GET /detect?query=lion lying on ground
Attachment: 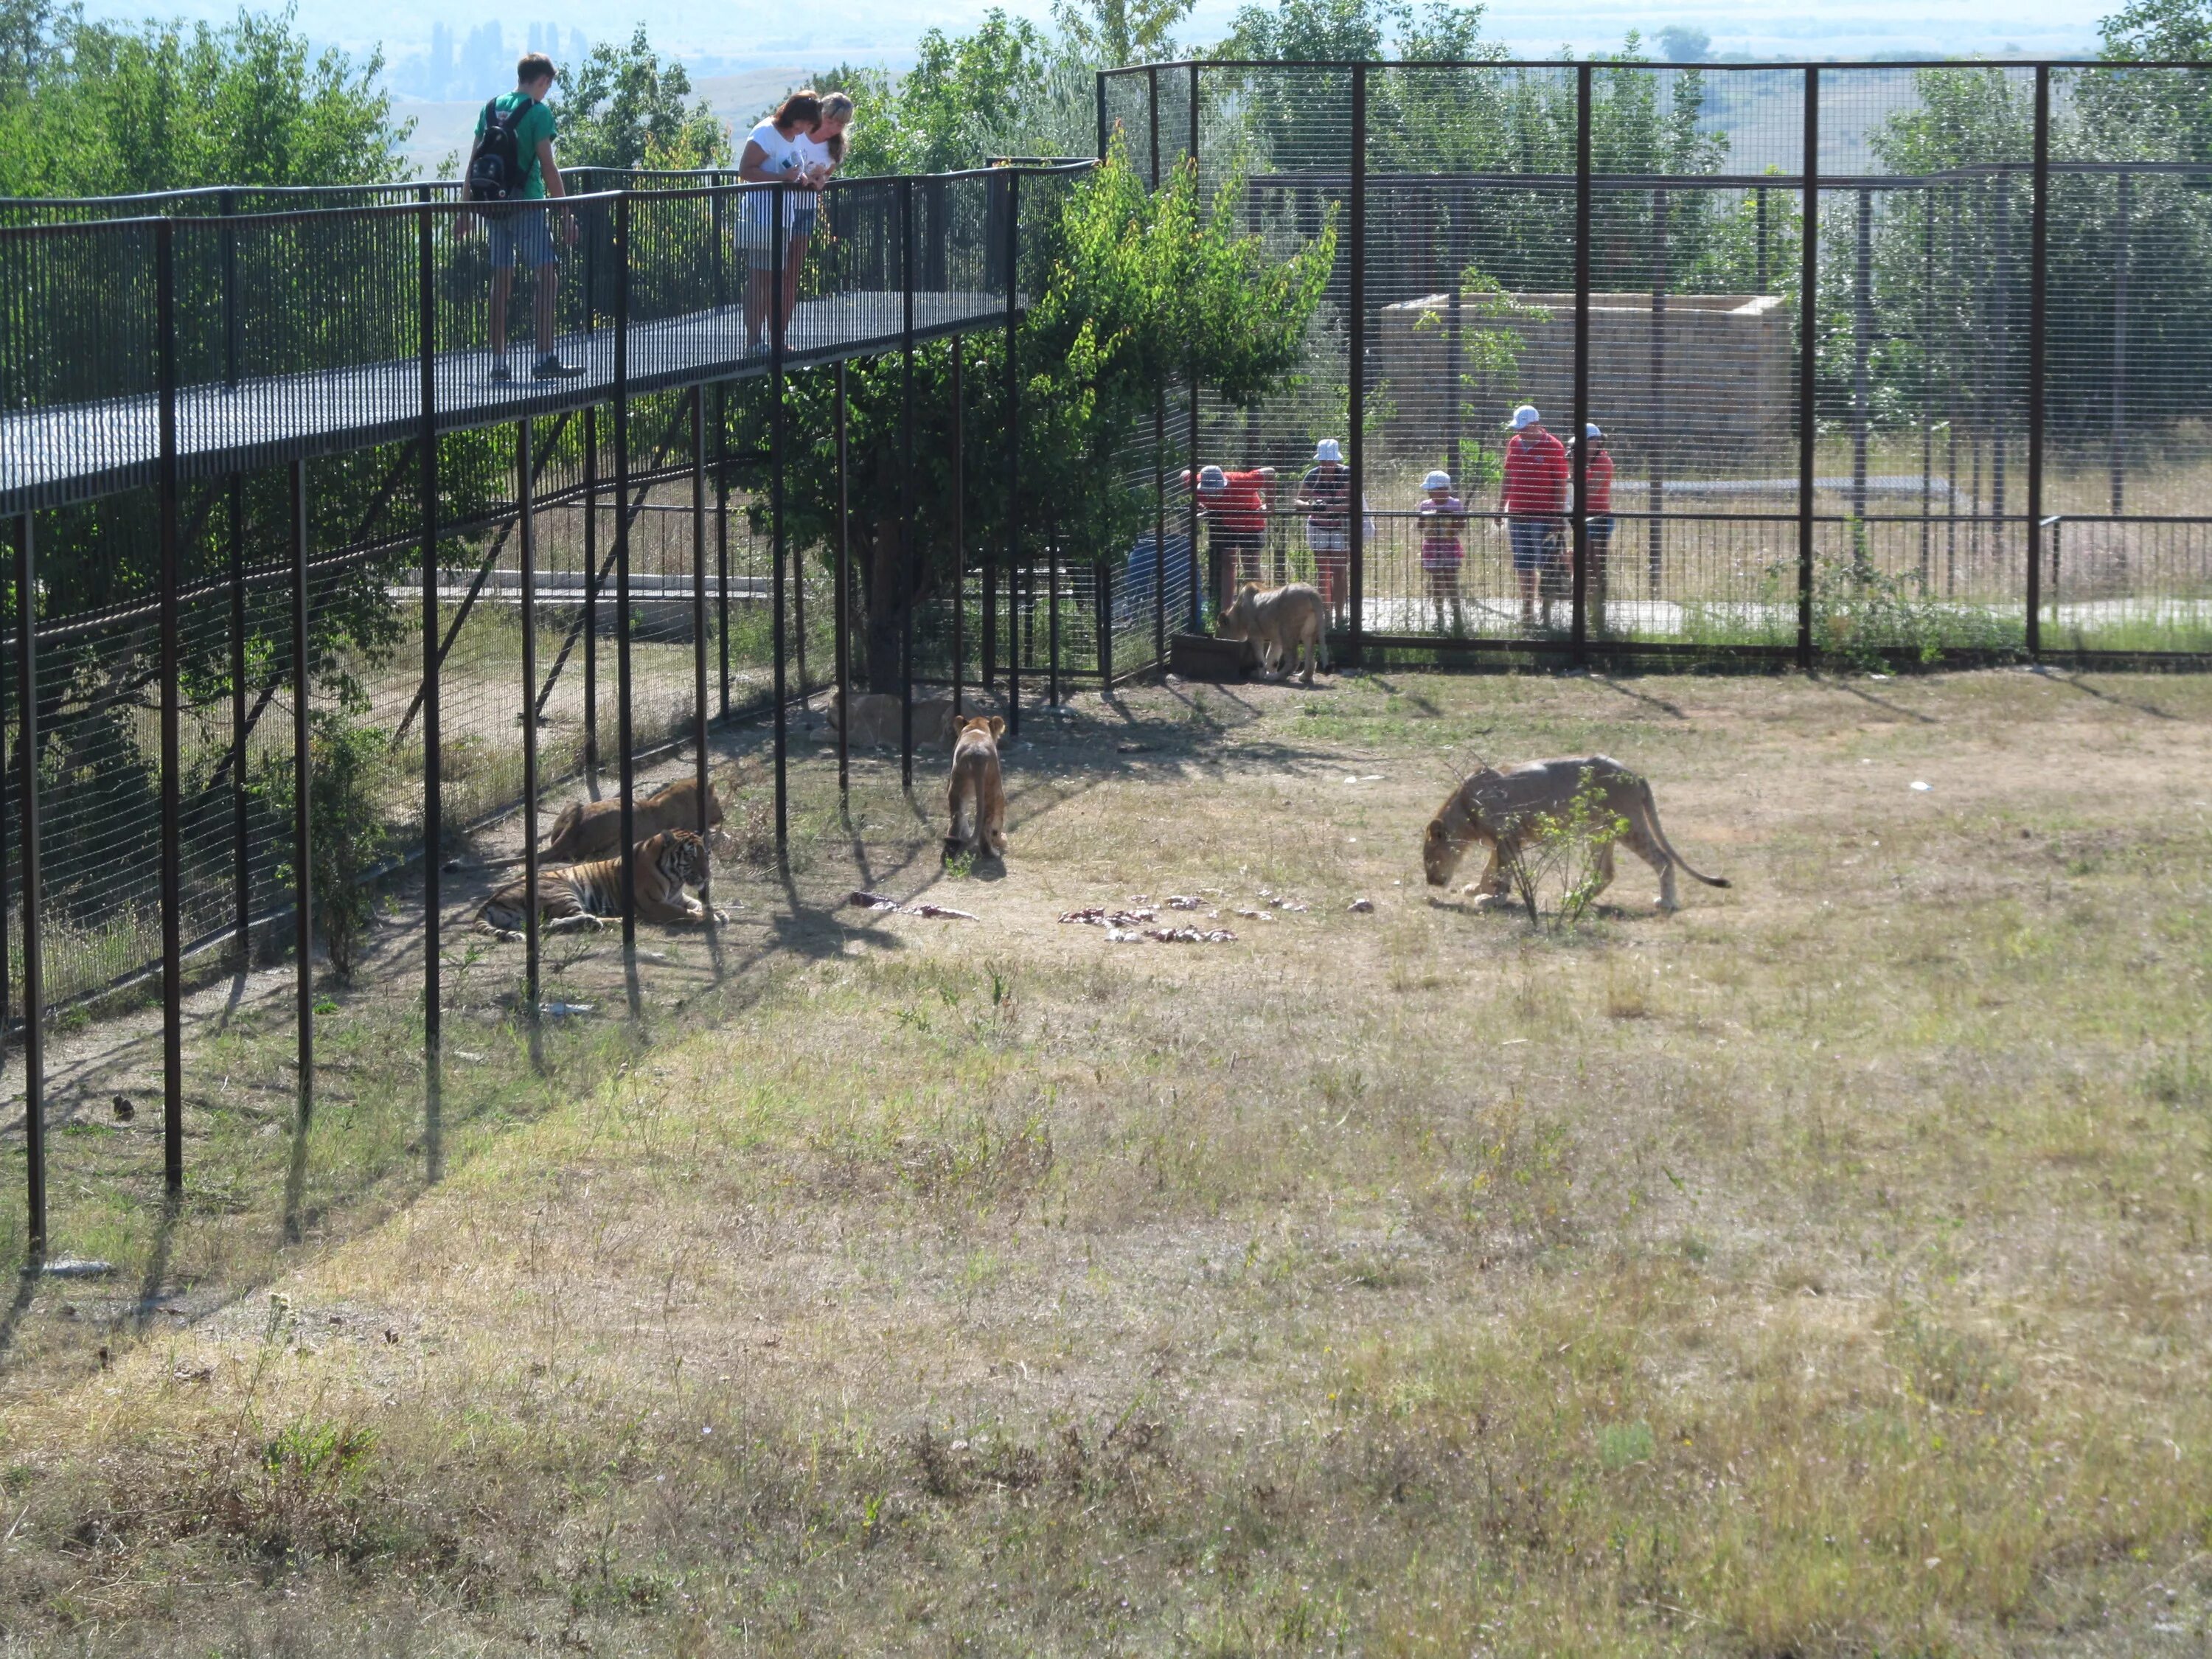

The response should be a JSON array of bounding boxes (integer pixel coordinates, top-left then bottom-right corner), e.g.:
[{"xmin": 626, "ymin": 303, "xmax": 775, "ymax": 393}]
[
  {"xmin": 828, "ymin": 689, "xmax": 975, "ymax": 749},
  {"xmin": 1218, "ymin": 582, "xmax": 1329, "ymax": 685},
  {"xmin": 1422, "ymin": 755, "xmax": 1730, "ymax": 913},
  {"xmin": 944, "ymin": 715, "xmax": 1007, "ymax": 862}
]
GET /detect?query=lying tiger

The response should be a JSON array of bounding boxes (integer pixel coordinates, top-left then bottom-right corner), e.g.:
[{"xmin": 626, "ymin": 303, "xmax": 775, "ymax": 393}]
[{"xmin": 475, "ymin": 830, "xmax": 724, "ymax": 941}]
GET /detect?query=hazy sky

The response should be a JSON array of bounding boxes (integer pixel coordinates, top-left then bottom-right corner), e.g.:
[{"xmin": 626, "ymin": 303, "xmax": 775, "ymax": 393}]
[{"xmin": 76, "ymin": 0, "xmax": 2105, "ymax": 77}]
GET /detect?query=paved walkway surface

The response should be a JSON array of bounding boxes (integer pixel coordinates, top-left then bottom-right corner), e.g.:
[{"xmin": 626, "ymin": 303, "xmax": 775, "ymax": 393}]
[{"xmin": 1, "ymin": 288, "xmax": 1006, "ymax": 513}]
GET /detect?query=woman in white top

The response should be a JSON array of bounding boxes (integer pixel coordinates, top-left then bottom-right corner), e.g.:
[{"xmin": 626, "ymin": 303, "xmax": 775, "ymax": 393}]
[
  {"xmin": 738, "ymin": 91, "xmax": 821, "ymax": 351},
  {"xmin": 786, "ymin": 91, "xmax": 853, "ymax": 338}
]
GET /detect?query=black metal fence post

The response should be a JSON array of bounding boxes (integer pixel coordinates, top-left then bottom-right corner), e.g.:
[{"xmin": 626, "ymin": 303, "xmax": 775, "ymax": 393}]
[
  {"xmin": 13, "ymin": 514, "xmax": 44, "ymax": 1260},
  {"xmin": 1570, "ymin": 63, "xmax": 1592, "ymax": 664},
  {"xmin": 1005, "ymin": 170, "xmax": 1021, "ymax": 742},
  {"xmin": 1187, "ymin": 63, "xmax": 1203, "ymax": 633},
  {"xmin": 2025, "ymin": 65, "xmax": 2050, "ymax": 659},
  {"xmin": 1148, "ymin": 65, "xmax": 1161, "ymax": 187},
  {"xmin": 2110, "ymin": 170, "xmax": 2130, "ymax": 516},
  {"xmin": 691, "ymin": 389, "xmax": 712, "ymax": 912},
  {"xmin": 1154, "ymin": 384, "xmax": 1168, "ymax": 670},
  {"xmin": 900, "ymin": 176, "xmax": 917, "ymax": 787},
  {"xmin": 516, "ymin": 424, "xmax": 541, "ymax": 1050},
  {"xmin": 717, "ymin": 380, "xmax": 731, "ymax": 719},
  {"xmin": 952, "ymin": 335, "xmax": 966, "ymax": 715},
  {"xmin": 288, "ymin": 462, "xmax": 313, "ymax": 1129},
  {"xmin": 417, "ymin": 195, "xmax": 442, "ymax": 1173},
  {"xmin": 1048, "ymin": 518, "xmax": 1061, "ymax": 706},
  {"xmin": 229, "ymin": 473, "xmax": 249, "ymax": 961},
  {"xmin": 834, "ymin": 361, "xmax": 850, "ymax": 799},
  {"xmin": 771, "ymin": 186, "xmax": 790, "ymax": 849},
  {"xmin": 583, "ymin": 404, "xmax": 599, "ymax": 779},
  {"xmin": 220, "ymin": 189, "xmax": 240, "ymax": 391},
  {"xmin": 156, "ymin": 218, "xmax": 184, "ymax": 1195},
  {"xmin": 1796, "ymin": 68, "xmax": 1820, "ymax": 670},
  {"xmin": 1647, "ymin": 185, "xmax": 1669, "ymax": 599},
  {"xmin": 614, "ymin": 192, "xmax": 639, "ymax": 992},
  {"xmin": 1347, "ymin": 65, "xmax": 1368, "ymax": 668},
  {"xmin": 1096, "ymin": 72, "xmax": 1110, "ymax": 162}
]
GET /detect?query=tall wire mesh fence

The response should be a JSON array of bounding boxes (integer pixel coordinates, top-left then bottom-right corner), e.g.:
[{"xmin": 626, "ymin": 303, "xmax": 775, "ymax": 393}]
[{"xmin": 1105, "ymin": 58, "xmax": 2212, "ymax": 661}]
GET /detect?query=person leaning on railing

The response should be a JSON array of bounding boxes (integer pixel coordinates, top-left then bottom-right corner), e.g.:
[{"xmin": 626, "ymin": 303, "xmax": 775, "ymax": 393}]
[
  {"xmin": 739, "ymin": 92, "xmax": 824, "ymax": 353},
  {"xmin": 1183, "ymin": 462, "xmax": 1275, "ymax": 611},
  {"xmin": 462, "ymin": 51, "xmax": 585, "ymax": 383},
  {"xmin": 1495, "ymin": 403, "xmax": 1568, "ymax": 626},
  {"xmin": 785, "ymin": 91, "xmax": 853, "ymax": 324}
]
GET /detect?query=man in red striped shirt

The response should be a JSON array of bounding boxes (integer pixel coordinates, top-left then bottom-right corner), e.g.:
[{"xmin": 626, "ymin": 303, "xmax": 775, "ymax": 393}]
[{"xmin": 1495, "ymin": 404, "xmax": 1568, "ymax": 625}]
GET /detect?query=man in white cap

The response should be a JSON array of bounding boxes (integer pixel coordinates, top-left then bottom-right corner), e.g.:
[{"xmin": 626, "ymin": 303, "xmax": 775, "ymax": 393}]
[
  {"xmin": 1496, "ymin": 403, "xmax": 1568, "ymax": 626},
  {"xmin": 1294, "ymin": 438, "xmax": 1352, "ymax": 619},
  {"xmin": 1181, "ymin": 459, "xmax": 1275, "ymax": 611}
]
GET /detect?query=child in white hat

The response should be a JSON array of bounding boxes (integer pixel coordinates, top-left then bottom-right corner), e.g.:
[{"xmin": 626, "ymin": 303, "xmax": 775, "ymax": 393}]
[
  {"xmin": 1295, "ymin": 438, "xmax": 1350, "ymax": 617},
  {"xmin": 1417, "ymin": 468, "xmax": 1467, "ymax": 633}
]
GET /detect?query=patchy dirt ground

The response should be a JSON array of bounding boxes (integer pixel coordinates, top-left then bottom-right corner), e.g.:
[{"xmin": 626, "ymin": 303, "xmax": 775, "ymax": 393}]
[{"xmin": 3, "ymin": 664, "xmax": 2211, "ymax": 1657}]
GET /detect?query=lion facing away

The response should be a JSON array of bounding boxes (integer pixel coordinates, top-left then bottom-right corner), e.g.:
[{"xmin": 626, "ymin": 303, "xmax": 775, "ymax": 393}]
[
  {"xmin": 540, "ymin": 776, "xmax": 723, "ymax": 866},
  {"xmin": 476, "ymin": 829, "xmax": 723, "ymax": 941},
  {"xmin": 944, "ymin": 715, "xmax": 1006, "ymax": 862},
  {"xmin": 1422, "ymin": 756, "xmax": 1729, "ymax": 913}
]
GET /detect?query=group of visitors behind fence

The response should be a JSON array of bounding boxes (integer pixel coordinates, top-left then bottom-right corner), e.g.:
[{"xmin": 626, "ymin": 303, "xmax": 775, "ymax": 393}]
[
  {"xmin": 461, "ymin": 53, "xmax": 855, "ymax": 376},
  {"xmin": 1188, "ymin": 404, "xmax": 1618, "ymax": 630}
]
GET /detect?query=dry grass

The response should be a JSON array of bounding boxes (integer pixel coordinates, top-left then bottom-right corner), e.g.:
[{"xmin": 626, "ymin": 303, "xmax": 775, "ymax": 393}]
[{"xmin": 4, "ymin": 665, "xmax": 2212, "ymax": 1656}]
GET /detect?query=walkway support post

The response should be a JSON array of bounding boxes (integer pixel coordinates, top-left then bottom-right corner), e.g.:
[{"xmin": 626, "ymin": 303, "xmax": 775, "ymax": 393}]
[
  {"xmin": 516, "ymin": 424, "xmax": 540, "ymax": 1059},
  {"xmin": 900, "ymin": 175, "xmax": 917, "ymax": 787},
  {"xmin": 952, "ymin": 336, "xmax": 966, "ymax": 714},
  {"xmin": 1187, "ymin": 63, "xmax": 1202, "ymax": 633},
  {"xmin": 1348, "ymin": 65, "xmax": 1368, "ymax": 667},
  {"xmin": 1155, "ymin": 383, "xmax": 1168, "ymax": 672},
  {"xmin": 691, "ymin": 389, "xmax": 712, "ymax": 914},
  {"xmin": 15, "ymin": 514, "xmax": 45, "ymax": 1260},
  {"xmin": 771, "ymin": 187, "xmax": 790, "ymax": 848},
  {"xmin": 583, "ymin": 405, "xmax": 599, "ymax": 779},
  {"xmin": 717, "ymin": 381, "xmax": 731, "ymax": 717},
  {"xmin": 614, "ymin": 192, "xmax": 638, "ymax": 1005},
  {"xmin": 2025, "ymin": 65, "xmax": 2050, "ymax": 659},
  {"xmin": 1005, "ymin": 170, "xmax": 1021, "ymax": 741},
  {"xmin": 1570, "ymin": 63, "xmax": 1591, "ymax": 664},
  {"xmin": 834, "ymin": 361, "xmax": 850, "ymax": 799},
  {"xmin": 1796, "ymin": 69, "xmax": 1820, "ymax": 670},
  {"xmin": 156, "ymin": 217, "xmax": 184, "ymax": 1195},
  {"xmin": 418, "ymin": 194, "xmax": 442, "ymax": 1174},
  {"xmin": 289, "ymin": 462, "xmax": 313, "ymax": 1128},
  {"xmin": 229, "ymin": 473, "xmax": 249, "ymax": 961}
]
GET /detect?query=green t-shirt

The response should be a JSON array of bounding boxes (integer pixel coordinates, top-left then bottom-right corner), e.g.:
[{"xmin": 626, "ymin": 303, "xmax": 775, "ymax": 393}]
[{"xmin": 476, "ymin": 91, "xmax": 557, "ymax": 198}]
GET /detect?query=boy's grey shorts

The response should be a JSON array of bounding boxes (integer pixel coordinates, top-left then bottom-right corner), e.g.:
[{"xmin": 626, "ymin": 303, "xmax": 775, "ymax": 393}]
[{"xmin": 487, "ymin": 209, "xmax": 556, "ymax": 271}]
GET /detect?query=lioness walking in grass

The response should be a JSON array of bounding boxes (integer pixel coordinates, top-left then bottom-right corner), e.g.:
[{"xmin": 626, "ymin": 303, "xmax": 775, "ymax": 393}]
[
  {"xmin": 944, "ymin": 715, "xmax": 1008, "ymax": 863},
  {"xmin": 1219, "ymin": 581, "xmax": 1329, "ymax": 685},
  {"xmin": 1422, "ymin": 756, "xmax": 1729, "ymax": 912}
]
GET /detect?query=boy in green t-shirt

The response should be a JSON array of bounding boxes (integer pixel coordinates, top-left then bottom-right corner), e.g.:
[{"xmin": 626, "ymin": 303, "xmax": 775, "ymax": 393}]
[{"xmin": 467, "ymin": 52, "xmax": 583, "ymax": 380}]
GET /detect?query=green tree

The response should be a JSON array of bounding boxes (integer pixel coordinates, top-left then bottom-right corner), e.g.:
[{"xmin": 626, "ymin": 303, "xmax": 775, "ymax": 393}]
[
  {"xmin": 1051, "ymin": 0, "xmax": 1195, "ymax": 68},
  {"xmin": 760, "ymin": 143, "xmax": 1332, "ymax": 691},
  {"xmin": 0, "ymin": 4, "xmax": 407, "ymax": 196},
  {"xmin": 559, "ymin": 27, "xmax": 731, "ymax": 171}
]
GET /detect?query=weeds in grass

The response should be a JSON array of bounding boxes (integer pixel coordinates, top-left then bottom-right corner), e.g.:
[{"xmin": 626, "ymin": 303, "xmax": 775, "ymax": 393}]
[{"xmin": 1493, "ymin": 770, "xmax": 1629, "ymax": 928}]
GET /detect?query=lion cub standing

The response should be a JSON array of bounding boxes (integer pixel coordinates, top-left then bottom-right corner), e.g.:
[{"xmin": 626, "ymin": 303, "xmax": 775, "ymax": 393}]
[
  {"xmin": 1219, "ymin": 581, "xmax": 1329, "ymax": 685},
  {"xmin": 944, "ymin": 716, "xmax": 1007, "ymax": 862}
]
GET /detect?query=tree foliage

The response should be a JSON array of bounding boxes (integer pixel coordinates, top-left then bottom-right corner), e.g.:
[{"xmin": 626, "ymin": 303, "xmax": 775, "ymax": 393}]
[
  {"xmin": 759, "ymin": 143, "xmax": 1332, "ymax": 690},
  {"xmin": 0, "ymin": 1, "xmax": 407, "ymax": 196},
  {"xmin": 559, "ymin": 27, "xmax": 730, "ymax": 172}
]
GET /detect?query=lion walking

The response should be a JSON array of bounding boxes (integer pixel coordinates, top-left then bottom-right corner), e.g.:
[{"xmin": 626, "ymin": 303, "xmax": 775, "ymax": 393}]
[
  {"xmin": 944, "ymin": 716, "xmax": 1007, "ymax": 862},
  {"xmin": 1422, "ymin": 756, "xmax": 1729, "ymax": 912}
]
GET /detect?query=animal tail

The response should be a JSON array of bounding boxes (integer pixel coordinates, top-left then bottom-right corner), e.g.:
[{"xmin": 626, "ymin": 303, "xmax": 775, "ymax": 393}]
[{"xmin": 1638, "ymin": 779, "xmax": 1730, "ymax": 888}]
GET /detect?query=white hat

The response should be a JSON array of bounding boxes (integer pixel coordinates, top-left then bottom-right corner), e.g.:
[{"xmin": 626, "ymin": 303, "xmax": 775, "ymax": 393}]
[
  {"xmin": 1585, "ymin": 422, "xmax": 1604, "ymax": 439},
  {"xmin": 1423, "ymin": 470, "xmax": 1452, "ymax": 490},
  {"xmin": 1511, "ymin": 404, "xmax": 1541, "ymax": 429},
  {"xmin": 1197, "ymin": 465, "xmax": 1227, "ymax": 491},
  {"xmin": 1312, "ymin": 437, "xmax": 1343, "ymax": 463}
]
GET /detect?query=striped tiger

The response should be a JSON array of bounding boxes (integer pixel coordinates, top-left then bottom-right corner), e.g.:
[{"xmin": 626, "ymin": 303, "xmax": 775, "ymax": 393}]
[{"xmin": 475, "ymin": 830, "xmax": 722, "ymax": 942}]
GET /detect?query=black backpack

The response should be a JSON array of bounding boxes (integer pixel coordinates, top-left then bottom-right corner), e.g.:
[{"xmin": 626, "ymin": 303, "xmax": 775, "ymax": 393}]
[{"xmin": 465, "ymin": 95, "xmax": 535, "ymax": 208}]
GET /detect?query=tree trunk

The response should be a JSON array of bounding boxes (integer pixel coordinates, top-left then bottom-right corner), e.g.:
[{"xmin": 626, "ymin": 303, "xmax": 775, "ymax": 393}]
[{"xmin": 866, "ymin": 515, "xmax": 902, "ymax": 695}]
